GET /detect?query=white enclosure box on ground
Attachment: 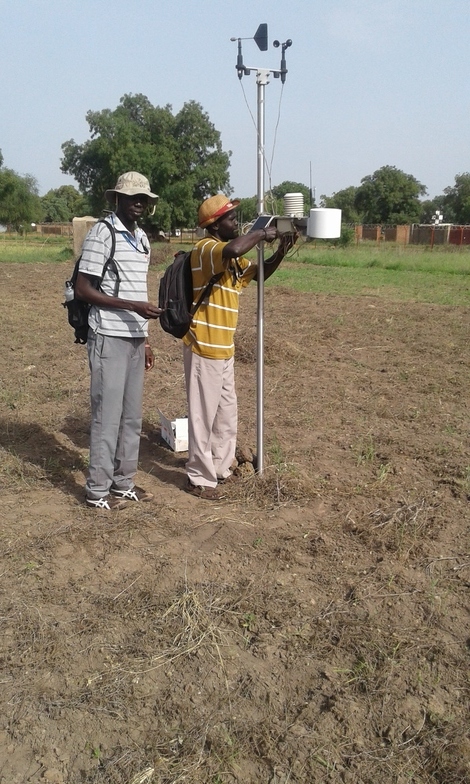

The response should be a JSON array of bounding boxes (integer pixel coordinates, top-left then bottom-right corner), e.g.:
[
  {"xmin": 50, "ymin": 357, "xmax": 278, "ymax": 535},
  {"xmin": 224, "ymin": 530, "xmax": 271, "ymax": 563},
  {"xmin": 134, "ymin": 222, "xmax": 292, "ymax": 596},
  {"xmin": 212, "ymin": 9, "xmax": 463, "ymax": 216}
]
[{"xmin": 158, "ymin": 410, "xmax": 189, "ymax": 452}]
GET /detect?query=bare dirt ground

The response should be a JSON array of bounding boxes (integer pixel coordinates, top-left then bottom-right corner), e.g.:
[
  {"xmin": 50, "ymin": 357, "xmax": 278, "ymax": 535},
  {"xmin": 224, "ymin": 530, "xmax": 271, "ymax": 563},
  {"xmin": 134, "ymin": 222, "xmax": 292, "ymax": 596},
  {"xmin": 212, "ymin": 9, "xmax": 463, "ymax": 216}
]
[{"xmin": 0, "ymin": 260, "xmax": 469, "ymax": 784}]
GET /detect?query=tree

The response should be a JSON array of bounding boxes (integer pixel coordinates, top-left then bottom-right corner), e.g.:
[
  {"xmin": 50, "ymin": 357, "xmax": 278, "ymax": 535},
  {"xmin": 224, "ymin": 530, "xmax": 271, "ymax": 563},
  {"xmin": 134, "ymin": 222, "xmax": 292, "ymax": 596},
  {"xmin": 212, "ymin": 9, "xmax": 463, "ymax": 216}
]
[
  {"xmin": 0, "ymin": 159, "xmax": 42, "ymax": 230},
  {"xmin": 418, "ymin": 196, "xmax": 446, "ymax": 224},
  {"xmin": 41, "ymin": 185, "xmax": 90, "ymax": 223},
  {"xmin": 354, "ymin": 165, "xmax": 426, "ymax": 224},
  {"xmin": 237, "ymin": 182, "xmax": 311, "ymax": 225},
  {"xmin": 442, "ymin": 173, "xmax": 470, "ymax": 224},
  {"xmin": 61, "ymin": 94, "xmax": 231, "ymax": 231},
  {"xmin": 237, "ymin": 196, "xmax": 258, "ymax": 225},
  {"xmin": 270, "ymin": 180, "xmax": 312, "ymax": 214},
  {"xmin": 321, "ymin": 186, "xmax": 363, "ymax": 224}
]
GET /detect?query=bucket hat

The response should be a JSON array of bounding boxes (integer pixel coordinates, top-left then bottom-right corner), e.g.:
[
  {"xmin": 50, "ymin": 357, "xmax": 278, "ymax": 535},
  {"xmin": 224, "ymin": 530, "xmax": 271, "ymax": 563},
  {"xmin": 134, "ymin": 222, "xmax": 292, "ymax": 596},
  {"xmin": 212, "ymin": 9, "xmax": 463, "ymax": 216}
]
[
  {"xmin": 105, "ymin": 172, "xmax": 158, "ymax": 203},
  {"xmin": 198, "ymin": 194, "xmax": 240, "ymax": 228}
]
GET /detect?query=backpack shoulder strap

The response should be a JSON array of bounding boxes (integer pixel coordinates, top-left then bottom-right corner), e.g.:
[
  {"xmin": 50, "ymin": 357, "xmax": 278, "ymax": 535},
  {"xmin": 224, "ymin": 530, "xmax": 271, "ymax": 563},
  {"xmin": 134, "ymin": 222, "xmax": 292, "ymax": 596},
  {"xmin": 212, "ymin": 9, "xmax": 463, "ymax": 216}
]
[
  {"xmin": 70, "ymin": 256, "xmax": 82, "ymax": 286},
  {"xmin": 98, "ymin": 219, "xmax": 116, "ymax": 262},
  {"xmin": 97, "ymin": 219, "xmax": 120, "ymax": 295},
  {"xmin": 187, "ymin": 248, "xmax": 225, "ymax": 316},
  {"xmin": 190, "ymin": 270, "xmax": 224, "ymax": 316},
  {"xmin": 71, "ymin": 218, "xmax": 117, "ymax": 282}
]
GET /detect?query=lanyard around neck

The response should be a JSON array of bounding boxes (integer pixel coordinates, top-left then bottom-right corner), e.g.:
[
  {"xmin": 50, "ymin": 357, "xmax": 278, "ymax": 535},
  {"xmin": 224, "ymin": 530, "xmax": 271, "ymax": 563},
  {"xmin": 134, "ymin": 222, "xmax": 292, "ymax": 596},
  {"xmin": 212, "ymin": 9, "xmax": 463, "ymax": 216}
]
[
  {"xmin": 122, "ymin": 231, "xmax": 149, "ymax": 254},
  {"xmin": 111, "ymin": 214, "xmax": 149, "ymax": 254}
]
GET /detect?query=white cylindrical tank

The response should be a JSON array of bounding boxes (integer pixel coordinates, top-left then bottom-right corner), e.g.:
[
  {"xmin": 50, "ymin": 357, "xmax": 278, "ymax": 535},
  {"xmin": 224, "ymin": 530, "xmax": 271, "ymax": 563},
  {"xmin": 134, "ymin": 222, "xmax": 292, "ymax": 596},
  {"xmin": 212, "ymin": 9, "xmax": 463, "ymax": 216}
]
[
  {"xmin": 283, "ymin": 192, "xmax": 304, "ymax": 217},
  {"xmin": 307, "ymin": 208, "xmax": 342, "ymax": 238}
]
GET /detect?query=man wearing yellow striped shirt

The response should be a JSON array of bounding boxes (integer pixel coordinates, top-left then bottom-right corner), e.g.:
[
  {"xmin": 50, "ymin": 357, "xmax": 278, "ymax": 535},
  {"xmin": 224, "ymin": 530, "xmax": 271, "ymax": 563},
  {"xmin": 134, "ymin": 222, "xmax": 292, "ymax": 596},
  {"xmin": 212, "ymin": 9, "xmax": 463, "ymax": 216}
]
[{"xmin": 183, "ymin": 194, "xmax": 296, "ymax": 499}]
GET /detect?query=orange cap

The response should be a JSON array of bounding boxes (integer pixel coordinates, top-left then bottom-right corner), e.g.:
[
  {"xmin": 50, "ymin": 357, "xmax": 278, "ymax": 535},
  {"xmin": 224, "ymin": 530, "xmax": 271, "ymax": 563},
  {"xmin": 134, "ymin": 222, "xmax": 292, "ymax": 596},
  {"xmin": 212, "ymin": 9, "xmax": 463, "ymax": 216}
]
[{"xmin": 198, "ymin": 194, "xmax": 240, "ymax": 228}]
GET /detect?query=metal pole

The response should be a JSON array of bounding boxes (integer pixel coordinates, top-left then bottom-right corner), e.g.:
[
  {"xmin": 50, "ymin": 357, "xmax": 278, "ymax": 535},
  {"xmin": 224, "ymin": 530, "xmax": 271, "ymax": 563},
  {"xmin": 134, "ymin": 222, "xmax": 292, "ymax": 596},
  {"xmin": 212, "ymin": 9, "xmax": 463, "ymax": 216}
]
[
  {"xmin": 232, "ymin": 30, "xmax": 290, "ymax": 474},
  {"xmin": 256, "ymin": 71, "xmax": 266, "ymax": 474}
]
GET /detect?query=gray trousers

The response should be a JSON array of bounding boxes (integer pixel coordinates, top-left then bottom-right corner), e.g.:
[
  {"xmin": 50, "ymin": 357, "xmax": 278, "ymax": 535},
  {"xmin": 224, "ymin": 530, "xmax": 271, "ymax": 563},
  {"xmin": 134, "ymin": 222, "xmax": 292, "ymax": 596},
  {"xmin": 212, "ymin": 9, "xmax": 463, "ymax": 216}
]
[
  {"xmin": 86, "ymin": 333, "xmax": 145, "ymax": 499},
  {"xmin": 183, "ymin": 343, "xmax": 237, "ymax": 488}
]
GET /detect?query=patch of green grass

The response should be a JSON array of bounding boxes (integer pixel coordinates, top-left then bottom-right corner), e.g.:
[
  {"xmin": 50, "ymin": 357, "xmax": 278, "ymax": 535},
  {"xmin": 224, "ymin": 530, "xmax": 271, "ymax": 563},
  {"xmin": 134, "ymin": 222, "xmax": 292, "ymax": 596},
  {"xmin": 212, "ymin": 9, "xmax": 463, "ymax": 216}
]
[
  {"xmin": 296, "ymin": 243, "xmax": 470, "ymax": 274},
  {"xmin": 0, "ymin": 241, "xmax": 74, "ymax": 264},
  {"xmin": 259, "ymin": 243, "xmax": 470, "ymax": 306},
  {"xmin": 267, "ymin": 262, "xmax": 470, "ymax": 306}
]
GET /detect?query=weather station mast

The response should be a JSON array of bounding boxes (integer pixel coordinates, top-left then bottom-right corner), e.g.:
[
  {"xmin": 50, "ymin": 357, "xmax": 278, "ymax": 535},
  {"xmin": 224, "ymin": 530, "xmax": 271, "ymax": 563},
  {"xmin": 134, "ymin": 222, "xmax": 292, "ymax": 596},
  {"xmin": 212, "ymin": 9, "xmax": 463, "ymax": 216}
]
[{"xmin": 231, "ymin": 24, "xmax": 292, "ymax": 475}]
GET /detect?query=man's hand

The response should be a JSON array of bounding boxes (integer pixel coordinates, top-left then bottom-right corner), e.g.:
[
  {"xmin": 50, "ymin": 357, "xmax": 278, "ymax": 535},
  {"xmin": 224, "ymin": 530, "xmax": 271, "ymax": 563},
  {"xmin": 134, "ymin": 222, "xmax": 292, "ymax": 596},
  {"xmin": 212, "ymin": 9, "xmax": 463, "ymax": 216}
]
[
  {"xmin": 259, "ymin": 231, "xmax": 299, "ymax": 281},
  {"xmin": 133, "ymin": 302, "xmax": 162, "ymax": 320},
  {"xmin": 75, "ymin": 273, "xmax": 163, "ymax": 320},
  {"xmin": 263, "ymin": 225, "xmax": 278, "ymax": 243},
  {"xmin": 263, "ymin": 227, "xmax": 298, "ymax": 250},
  {"xmin": 277, "ymin": 231, "xmax": 298, "ymax": 256},
  {"xmin": 145, "ymin": 344, "xmax": 155, "ymax": 371}
]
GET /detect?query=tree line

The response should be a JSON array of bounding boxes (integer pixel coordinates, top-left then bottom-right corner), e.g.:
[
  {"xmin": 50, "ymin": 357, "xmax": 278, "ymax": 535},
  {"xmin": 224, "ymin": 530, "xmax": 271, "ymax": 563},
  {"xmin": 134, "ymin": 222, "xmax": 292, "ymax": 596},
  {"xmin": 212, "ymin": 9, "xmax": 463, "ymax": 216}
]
[
  {"xmin": 1, "ymin": 94, "xmax": 469, "ymax": 231},
  {"xmin": 320, "ymin": 167, "xmax": 470, "ymax": 226}
]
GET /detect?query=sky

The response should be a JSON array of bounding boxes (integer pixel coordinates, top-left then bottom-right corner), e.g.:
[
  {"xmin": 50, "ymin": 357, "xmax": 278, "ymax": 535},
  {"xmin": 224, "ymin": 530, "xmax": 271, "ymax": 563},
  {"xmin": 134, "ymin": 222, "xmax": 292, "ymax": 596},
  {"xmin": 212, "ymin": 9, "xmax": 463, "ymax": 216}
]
[{"xmin": 1, "ymin": 0, "xmax": 469, "ymax": 201}]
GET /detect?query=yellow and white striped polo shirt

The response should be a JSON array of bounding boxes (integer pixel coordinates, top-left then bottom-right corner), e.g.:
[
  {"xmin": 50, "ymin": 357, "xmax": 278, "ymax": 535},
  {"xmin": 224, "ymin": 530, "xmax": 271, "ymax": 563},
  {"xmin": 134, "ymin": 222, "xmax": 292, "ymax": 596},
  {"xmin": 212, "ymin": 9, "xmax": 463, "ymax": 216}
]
[{"xmin": 183, "ymin": 237, "xmax": 257, "ymax": 360}]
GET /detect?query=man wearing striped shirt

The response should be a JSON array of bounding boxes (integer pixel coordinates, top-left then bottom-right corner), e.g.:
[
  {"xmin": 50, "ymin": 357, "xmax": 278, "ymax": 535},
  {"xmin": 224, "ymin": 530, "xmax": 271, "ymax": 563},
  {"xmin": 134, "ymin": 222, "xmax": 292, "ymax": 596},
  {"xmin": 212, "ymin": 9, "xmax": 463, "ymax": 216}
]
[
  {"xmin": 183, "ymin": 194, "xmax": 296, "ymax": 499},
  {"xmin": 75, "ymin": 172, "xmax": 162, "ymax": 510}
]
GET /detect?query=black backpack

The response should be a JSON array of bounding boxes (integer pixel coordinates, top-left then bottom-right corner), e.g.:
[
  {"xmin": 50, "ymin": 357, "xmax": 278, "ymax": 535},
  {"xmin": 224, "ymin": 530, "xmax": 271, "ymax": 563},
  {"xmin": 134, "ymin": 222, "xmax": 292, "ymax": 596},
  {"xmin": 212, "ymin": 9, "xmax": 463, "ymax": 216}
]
[
  {"xmin": 158, "ymin": 250, "xmax": 223, "ymax": 339},
  {"xmin": 63, "ymin": 220, "xmax": 119, "ymax": 344}
]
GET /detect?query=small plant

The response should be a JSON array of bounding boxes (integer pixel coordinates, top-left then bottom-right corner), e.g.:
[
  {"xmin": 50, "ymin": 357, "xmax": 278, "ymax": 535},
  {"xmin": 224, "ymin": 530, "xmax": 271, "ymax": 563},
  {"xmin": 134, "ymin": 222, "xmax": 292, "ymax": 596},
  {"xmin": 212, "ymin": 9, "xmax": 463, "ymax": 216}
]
[
  {"xmin": 459, "ymin": 465, "xmax": 470, "ymax": 495},
  {"xmin": 0, "ymin": 385, "xmax": 26, "ymax": 410},
  {"xmin": 268, "ymin": 435, "xmax": 286, "ymax": 469},
  {"xmin": 85, "ymin": 742, "xmax": 102, "ymax": 760},
  {"xmin": 78, "ymin": 452, "xmax": 90, "ymax": 469},
  {"xmin": 376, "ymin": 462, "xmax": 391, "ymax": 483},
  {"xmin": 241, "ymin": 612, "xmax": 256, "ymax": 631},
  {"xmin": 57, "ymin": 245, "xmax": 74, "ymax": 261},
  {"xmin": 334, "ymin": 225, "xmax": 355, "ymax": 247},
  {"xmin": 42, "ymin": 456, "xmax": 67, "ymax": 480},
  {"xmin": 343, "ymin": 655, "xmax": 379, "ymax": 694},
  {"xmin": 355, "ymin": 434, "xmax": 376, "ymax": 465},
  {"xmin": 22, "ymin": 561, "xmax": 39, "ymax": 572}
]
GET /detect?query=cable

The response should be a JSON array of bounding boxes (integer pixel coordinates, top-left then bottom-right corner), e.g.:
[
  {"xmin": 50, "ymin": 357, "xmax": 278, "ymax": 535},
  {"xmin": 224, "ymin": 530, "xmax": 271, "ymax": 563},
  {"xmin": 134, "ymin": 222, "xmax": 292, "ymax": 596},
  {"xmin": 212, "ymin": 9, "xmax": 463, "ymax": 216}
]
[
  {"xmin": 238, "ymin": 77, "xmax": 286, "ymax": 210},
  {"xmin": 239, "ymin": 79, "xmax": 257, "ymax": 134},
  {"xmin": 267, "ymin": 82, "xmax": 285, "ymax": 194}
]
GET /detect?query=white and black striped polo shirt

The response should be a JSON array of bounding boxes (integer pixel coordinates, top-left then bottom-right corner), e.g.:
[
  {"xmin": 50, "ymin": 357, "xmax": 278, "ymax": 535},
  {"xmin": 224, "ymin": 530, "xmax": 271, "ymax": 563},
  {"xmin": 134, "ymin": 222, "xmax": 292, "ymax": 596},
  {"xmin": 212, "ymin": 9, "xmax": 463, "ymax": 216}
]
[{"xmin": 79, "ymin": 214, "xmax": 151, "ymax": 338}]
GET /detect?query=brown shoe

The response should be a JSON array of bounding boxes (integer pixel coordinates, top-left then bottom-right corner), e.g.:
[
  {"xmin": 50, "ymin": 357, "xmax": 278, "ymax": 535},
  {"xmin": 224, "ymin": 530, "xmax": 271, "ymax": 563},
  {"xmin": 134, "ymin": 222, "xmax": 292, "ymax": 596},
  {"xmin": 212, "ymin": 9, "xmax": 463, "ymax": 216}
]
[
  {"xmin": 185, "ymin": 480, "xmax": 223, "ymax": 500},
  {"xmin": 110, "ymin": 485, "xmax": 154, "ymax": 502},
  {"xmin": 217, "ymin": 472, "xmax": 239, "ymax": 485}
]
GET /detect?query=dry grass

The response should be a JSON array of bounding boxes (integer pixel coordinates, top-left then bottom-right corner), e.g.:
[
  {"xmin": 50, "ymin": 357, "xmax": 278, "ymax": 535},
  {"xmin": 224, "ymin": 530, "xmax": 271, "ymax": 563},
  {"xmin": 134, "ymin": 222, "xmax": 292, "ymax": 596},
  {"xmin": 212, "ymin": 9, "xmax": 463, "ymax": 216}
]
[{"xmin": 0, "ymin": 263, "xmax": 469, "ymax": 783}]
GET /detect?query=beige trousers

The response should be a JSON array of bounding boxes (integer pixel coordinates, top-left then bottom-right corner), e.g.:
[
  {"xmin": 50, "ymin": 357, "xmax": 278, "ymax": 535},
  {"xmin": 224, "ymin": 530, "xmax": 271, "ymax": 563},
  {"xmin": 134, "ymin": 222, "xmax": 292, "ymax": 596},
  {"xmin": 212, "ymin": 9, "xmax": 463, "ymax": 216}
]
[{"xmin": 183, "ymin": 344, "xmax": 237, "ymax": 487}]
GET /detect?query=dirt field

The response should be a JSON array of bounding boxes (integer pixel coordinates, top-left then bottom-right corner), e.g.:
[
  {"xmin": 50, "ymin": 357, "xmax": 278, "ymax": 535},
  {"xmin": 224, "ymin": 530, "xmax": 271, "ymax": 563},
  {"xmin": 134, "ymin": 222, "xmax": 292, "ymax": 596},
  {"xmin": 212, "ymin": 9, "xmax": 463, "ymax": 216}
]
[{"xmin": 1, "ymin": 261, "xmax": 469, "ymax": 784}]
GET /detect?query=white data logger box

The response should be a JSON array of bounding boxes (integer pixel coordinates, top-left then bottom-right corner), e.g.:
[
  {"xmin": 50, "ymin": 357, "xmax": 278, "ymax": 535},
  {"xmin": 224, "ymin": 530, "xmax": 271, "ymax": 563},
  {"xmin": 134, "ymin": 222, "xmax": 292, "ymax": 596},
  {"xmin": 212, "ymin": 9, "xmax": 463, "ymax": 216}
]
[{"xmin": 158, "ymin": 410, "xmax": 188, "ymax": 452}]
